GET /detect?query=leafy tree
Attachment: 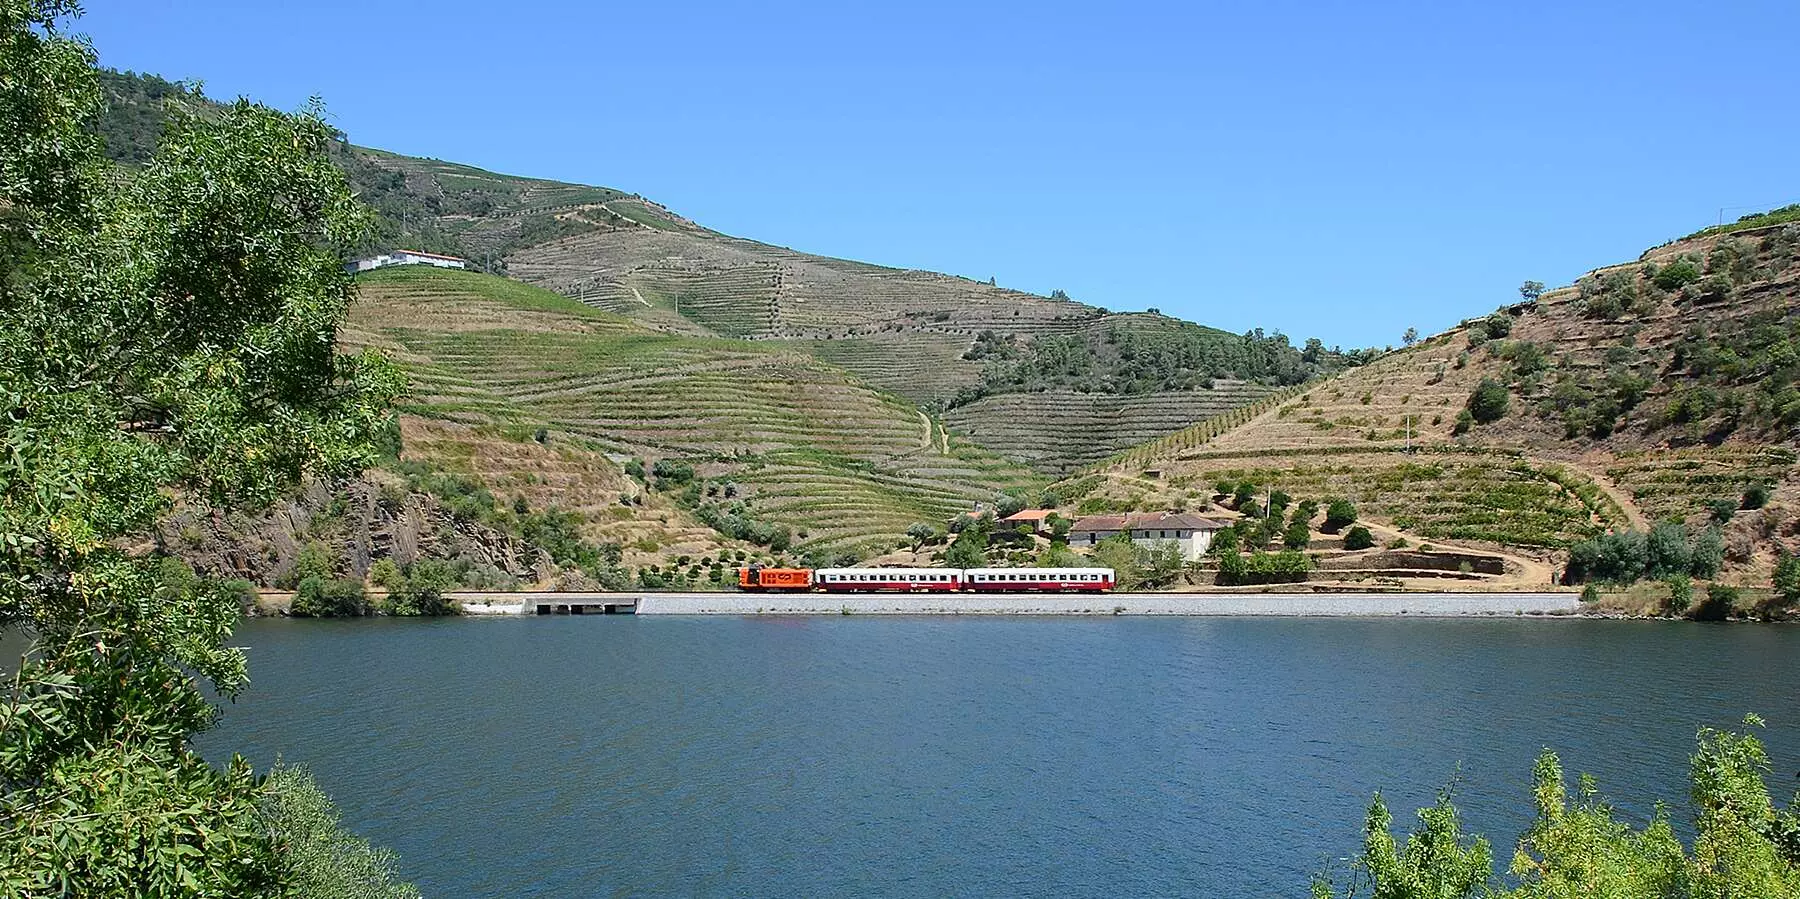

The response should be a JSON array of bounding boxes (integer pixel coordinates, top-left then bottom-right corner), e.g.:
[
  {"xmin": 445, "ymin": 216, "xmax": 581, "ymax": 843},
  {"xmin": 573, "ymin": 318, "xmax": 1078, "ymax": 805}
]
[
  {"xmin": 995, "ymin": 491, "xmax": 1029, "ymax": 518},
  {"xmin": 1665, "ymin": 574, "xmax": 1693, "ymax": 614},
  {"xmin": 1774, "ymin": 554, "xmax": 1800, "ymax": 611},
  {"xmin": 1323, "ymin": 499, "xmax": 1358, "ymax": 533},
  {"xmin": 1452, "ymin": 409, "xmax": 1474, "ymax": 436},
  {"xmin": 1283, "ymin": 521, "xmax": 1312, "ymax": 550},
  {"xmin": 1208, "ymin": 528, "xmax": 1241, "ymax": 556},
  {"xmin": 1036, "ymin": 542, "xmax": 1080, "ymax": 568},
  {"xmin": 0, "ymin": 5, "xmax": 405, "ymax": 892},
  {"xmin": 1215, "ymin": 549, "xmax": 1248, "ymax": 584},
  {"xmin": 290, "ymin": 577, "xmax": 371, "ymax": 618},
  {"xmin": 1314, "ymin": 717, "xmax": 1800, "ymax": 898},
  {"xmin": 944, "ymin": 526, "xmax": 988, "ymax": 568},
  {"xmin": 1343, "ymin": 525, "xmax": 1375, "ymax": 551},
  {"xmin": 282, "ymin": 540, "xmax": 338, "ymax": 588},
  {"xmin": 1709, "ymin": 498, "xmax": 1740, "ymax": 523},
  {"xmin": 1467, "ymin": 378, "xmax": 1511, "ymax": 424},
  {"xmin": 906, "ymin": 522, "xmax": 938, "ymax": 551},
  {"xmin": 1090, "ymin": 533, "xmax": 1144, "ymax": 590},
  {"xmin": 1691, "ymin": 583, "xmax": 1738, "ymax": 621},
  {"xmin": 263, "ymin": 767, "xmax": 421, "ymax": 898},
  {"xmin": 1402, "ymin": 326, "xmax": 1419, "ymax": 347},
  {"xmin": 1233, "ymin": 481, "xmax": 1258, "ymax": 510},
  {"xmin": 1519, "ymin": 280, "xmax": 1545, "ymax": 303},
  {"xmin": 1652, "ymin": 258, "xmax": 1701, "ymax": 290}
]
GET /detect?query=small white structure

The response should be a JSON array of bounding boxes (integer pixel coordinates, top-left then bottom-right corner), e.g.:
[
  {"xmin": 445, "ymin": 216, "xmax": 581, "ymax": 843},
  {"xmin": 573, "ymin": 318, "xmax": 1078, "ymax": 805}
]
[
  {"xmin": 345, "ymin": 249, "xmax": 466, "ymax": 274},
  {"xmin": 1069, "ymin": 512, "xmax": 1225, "ymax": 561}
]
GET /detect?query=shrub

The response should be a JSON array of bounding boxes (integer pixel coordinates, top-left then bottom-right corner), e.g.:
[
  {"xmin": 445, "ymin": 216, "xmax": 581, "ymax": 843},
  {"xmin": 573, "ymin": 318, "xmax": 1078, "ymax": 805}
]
[
  {"xmin": 1452, "ymin": 409, "xmax": 1473, "ymax": 436},
  {"xmin": 1742, "ymin": 483, "xmax": 1771, "ymax": 509},
  {"xmin": 1652, "ymin": 258, "xmax": 1701, "ymax": 290},
  {"xmin": 1208, "ymin": 528, "xmax": 1241, "ymax": 556},
  {"xmin": 290, "ymin": 577, "xmax": 370, "ymax": 618},
  {"xmin": 280, "ymin": 541, "xmax": 337, "ymax": 589},
  {"xmin": 1580, "ymin": 583, "xmax": 1600, "ymax": 603},
  {"xmin": 1343, "ymin": 525, "xmax": 1375, "ymax": 550},
  {"xmin": 1323, "ymin": 499, "xmax": 1358, "ymax": 532},
  {"xmin": 1771, "ymin": 554, "xmax": 1800, "ymax": 616},
  {"xmin": 1690, "ymin": 583, "xmax": 1738, "ymax": 621},
  {"xmin": 1282, "ymin": 521, "xmax": 1311, "ymax": 550},
  {"xmin": 1664, "ymin": 574, "xmax": 1693, "ymax": 614},
  {"xmin": 1218, "ymin": 550, "xmax": 1312, "ymax": 585},
  {"xmin": 1708, "ymin": 498, "xmax": 1738, "ymax": 523},
  {"xmin": 1466, "ymin": 379, "xmax": 1511, "ymax": 424},
  {"xmin": 1232, "ymin": 481, "xmax": 1258, "ymax": 509}
]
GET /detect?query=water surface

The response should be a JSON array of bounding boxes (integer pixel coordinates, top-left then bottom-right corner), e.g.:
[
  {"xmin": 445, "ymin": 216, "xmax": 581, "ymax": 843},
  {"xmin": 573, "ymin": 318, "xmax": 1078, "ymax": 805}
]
[{"xmin": 202, "ymin": 617, "xmax": 1800, "ymax": 897}]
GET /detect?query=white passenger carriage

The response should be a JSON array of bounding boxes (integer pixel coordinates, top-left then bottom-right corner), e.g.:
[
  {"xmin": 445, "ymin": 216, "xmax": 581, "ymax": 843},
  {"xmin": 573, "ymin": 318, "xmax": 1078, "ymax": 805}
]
[{"xmin": 815, "ymin": 568, "xmax": 965, "ymax": 592}]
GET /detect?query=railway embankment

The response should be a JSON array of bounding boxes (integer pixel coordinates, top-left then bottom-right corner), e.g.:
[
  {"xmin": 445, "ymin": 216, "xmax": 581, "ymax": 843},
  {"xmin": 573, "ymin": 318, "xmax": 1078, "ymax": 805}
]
[{"xmin": 489, "ymin": 591, "xmax": 1581, "ymax": 617}]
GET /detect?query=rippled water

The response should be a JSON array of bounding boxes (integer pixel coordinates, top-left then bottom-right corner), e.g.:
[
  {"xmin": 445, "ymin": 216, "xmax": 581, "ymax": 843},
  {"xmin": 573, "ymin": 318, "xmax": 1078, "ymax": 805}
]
[{"xmin": 200, "ymin": 617, "xmax": 1800, "ymax": 897}]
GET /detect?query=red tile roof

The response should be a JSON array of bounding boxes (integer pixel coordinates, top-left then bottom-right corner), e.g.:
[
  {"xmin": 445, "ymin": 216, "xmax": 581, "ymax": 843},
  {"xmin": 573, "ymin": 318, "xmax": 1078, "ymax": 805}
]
[
  {"xmin": 1001, "ymin": 509, "xmax": 1056, "ymax": 522},
  {"xmin": 1071, "ymin": 512, "xmax": 1226, "ymax": 532}
]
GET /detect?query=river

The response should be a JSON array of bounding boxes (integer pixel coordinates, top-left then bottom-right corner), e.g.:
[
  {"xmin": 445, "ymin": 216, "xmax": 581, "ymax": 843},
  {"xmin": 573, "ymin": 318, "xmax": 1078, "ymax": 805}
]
[{"xmin": 201, "ymin": 616, "xmax": 1800, "ymax": 897}]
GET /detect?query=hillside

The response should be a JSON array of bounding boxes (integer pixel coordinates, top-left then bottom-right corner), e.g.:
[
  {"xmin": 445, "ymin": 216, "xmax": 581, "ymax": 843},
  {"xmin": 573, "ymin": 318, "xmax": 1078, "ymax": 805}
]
[
  {"xmin": 1065, "ymin": 221, "xmax": 1800, "ymax": 582},
  {"xmin": 92, "ymin": 69, "xmax": 1356, "ymax": 475},
  {"xmin": 344, "ymin": 266, "xmax": 1044, "ymax": 557}
]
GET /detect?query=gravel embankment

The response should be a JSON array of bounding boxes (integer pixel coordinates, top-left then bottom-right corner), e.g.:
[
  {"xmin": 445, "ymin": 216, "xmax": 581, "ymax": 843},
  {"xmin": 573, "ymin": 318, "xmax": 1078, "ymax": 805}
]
[{"xmin": 630, "ymin": 592, "xmax": 1581, "ymax": 617}]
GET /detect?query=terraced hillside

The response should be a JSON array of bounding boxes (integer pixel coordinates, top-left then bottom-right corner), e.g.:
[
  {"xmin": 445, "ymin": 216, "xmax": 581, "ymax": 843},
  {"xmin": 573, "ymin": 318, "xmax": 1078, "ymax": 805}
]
[
  {"xmin": 943, "ymin": 381, "xmax": 1283, "ymax": 475},
  {"xmin": 344, "ymin": 266, "xmax": 1043, "ymax": 555},
  {"xmin": 1065, "ymin": 220, "xmax": 1800, "ymax": 578}
]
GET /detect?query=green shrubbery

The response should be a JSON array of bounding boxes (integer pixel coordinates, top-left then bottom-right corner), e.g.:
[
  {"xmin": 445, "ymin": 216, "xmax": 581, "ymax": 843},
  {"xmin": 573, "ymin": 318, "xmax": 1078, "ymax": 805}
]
[
  {"xmin": 290, "ymin": 577, "xmax": 371, "ymax": 618},
  {"xmin": 1342, "ymin": 525, "xmax": 1375, "ymax": 551},
  {"xmin": 1465, "ymin": 378, "xmax": 1510, "ymax": 424},
  {"xmin": 1323, "ymin": 499, "xmax": 1358, "ymax": 533},
  {"xmin": 1313, "ymin": 718, "xmax": 1800, "ymax": 898},
  {"xmin": 1216, "ymin": 550, "xmax": 1311, "ymax": 585},
  {"xmin": 1564, "ymin": 522, "xmax": 1724, "ymax": 585}
]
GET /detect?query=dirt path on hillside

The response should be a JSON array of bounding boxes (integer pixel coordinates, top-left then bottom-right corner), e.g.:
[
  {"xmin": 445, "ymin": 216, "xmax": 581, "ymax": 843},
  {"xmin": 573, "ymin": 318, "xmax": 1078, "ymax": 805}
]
[
  {"xmin": 1356, "ymin": 520, "xmax": 1559, "ymax": 589},
  {"xmin": 1559, "ymin": 458, "xmax": 1647, "ymax": 531},
  {"xmin": 917, "ymin": 410, "xmax": 933, "ymax": 450}
]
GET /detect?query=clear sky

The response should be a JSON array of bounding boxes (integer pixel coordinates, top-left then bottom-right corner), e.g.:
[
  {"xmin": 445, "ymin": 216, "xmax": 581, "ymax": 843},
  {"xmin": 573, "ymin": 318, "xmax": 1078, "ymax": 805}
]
[{"xmin": 79, "ymin": 1, "xmax": 1797, "ymax": 347}]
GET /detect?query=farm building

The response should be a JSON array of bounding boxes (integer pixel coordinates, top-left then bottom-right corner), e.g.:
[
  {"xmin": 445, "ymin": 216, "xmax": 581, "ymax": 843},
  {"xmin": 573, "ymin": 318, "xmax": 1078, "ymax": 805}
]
[
  {"xmin": 1070, "ymin": 512, "xmax": 1225, "ymax": 561},
  {"xmin": 999, "ymin": 509, "xmax": 1057, "ymax": 535},
  {"xmin": 345, "ymin": 249, "xmax": 467, "ymax": 274}
]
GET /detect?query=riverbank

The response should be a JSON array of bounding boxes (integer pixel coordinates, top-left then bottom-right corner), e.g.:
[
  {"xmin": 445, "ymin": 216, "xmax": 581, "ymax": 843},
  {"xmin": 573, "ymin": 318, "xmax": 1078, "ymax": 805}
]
[{"xmin": 444, "ymin": 591, "xmax": 1583, "ymax": 617}]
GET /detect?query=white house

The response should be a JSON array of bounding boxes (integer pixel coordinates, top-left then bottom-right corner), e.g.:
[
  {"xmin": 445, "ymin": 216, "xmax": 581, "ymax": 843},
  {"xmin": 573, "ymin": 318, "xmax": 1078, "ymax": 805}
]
[
  {"xmin": 1069, "ymin": 512, "xmax": 1225, "ymax": 561},
  {"xmin": 345, "ymin": 249, "xmax": 466, "ymax": 274}
]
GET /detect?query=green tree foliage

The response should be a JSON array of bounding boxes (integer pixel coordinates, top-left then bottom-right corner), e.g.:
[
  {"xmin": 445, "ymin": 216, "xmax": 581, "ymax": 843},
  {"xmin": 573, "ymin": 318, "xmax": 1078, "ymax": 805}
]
[
  {"xmin": 1652, "ymin": 258, "xmax": 1702, "ymax": 290},
  {"xmin": 1036, "ymin": 542, "xmax": 1080, "ymax": 568},
  {"xmin": 1090, "ymin": 533, "xmax": 1143, "ymax": 590},
  {"xmin": 906, "ymin": 522, "xmax": 938, "ymax": 550},
  {"xmin": 1283, "ymin": 520, "xmax": 1312, "ymax": 550},
  {"xmin": 1774, "ymin": 555, "xmax": 1800, "ymax": 612},
  {"xmin": 0, "ymin": 4, "xmax": 406, "ymax": 892},
  {"xmin": 944, "ymin": 524, "xmax": 988, "ymax": 568},
  {"xmin": 1453, "ymin": 409, "xmax": 1474, "ymax": 436},
  {"xmin": 1691, "ymin": 584, "xmax": 1739, "ymax": 621},
  {"xmin": 281, "ymin": 540, "xmax": 338, "ymax": 589},
  {"xmin": 1343, "ymin": 525, "xmax": 1375, "ymax": 551},
  {"xmin": 1324, "ymin": 499, "xmax": 1358, "ymax": 533},
  {"xmin": 1217, "ymin": 551, "xmax": 1311, "ymax": 585},
  {"xmin": 1467, "ymin": 378, "xmax": 1512, "ymax": 424},
  {"xmin": 1208, "ymin": 528, "xmax": 1241, "ymax": 556},
  {"xmin": 1564, "ymin": 524, "xmax": 1725, "ymax": 585},
  {"xmin": 1743, "ymin": 483, "xmax": 1772, "ymax": 510},
  {"xmin": 1665, "ymin": 574, "xmax": 1693, "ymax": 614},
  {"xmin": 1315, "ymin": 717, "xmax": 1800, "ymax": 898},
  {"xmin": 1519, "ymin": 280, "xmax": 1545, "ymax": 303},
  {"xmin": 290, "ymin": 577, "xmax": 371, "ymax": 618},
  {"xmin": 262, "ymin": 766, "xmax": 422, "ymax": 899},
  {"xmin": 1233, "ymin": 481, "xmax": 1259, "ymax": 510}
]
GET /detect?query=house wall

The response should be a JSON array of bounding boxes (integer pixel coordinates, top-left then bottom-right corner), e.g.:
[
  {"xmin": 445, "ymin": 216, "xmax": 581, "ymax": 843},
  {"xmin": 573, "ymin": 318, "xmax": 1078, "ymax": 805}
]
[{"xmin": 1073, "ymin": 528, "xmax": 1216, "ymax": 561}]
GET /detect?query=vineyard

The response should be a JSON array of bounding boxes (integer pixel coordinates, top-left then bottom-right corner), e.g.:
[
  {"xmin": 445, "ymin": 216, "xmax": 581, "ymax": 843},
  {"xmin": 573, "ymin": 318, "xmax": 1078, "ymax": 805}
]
[{"xmin": 346, "ymin": 266, "xmax": 1042, "ymax": 553}]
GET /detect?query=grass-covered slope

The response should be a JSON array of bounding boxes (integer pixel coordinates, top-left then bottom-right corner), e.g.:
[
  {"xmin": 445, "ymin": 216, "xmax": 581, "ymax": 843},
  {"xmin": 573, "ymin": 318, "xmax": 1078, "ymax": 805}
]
[
  {"xmin": 1065, "ymin": 219, "xmax": 1800, "ymax": 577},
  {"xmin": 345, "ymin": 266, "xmax": 1042, "ymax": 554}
]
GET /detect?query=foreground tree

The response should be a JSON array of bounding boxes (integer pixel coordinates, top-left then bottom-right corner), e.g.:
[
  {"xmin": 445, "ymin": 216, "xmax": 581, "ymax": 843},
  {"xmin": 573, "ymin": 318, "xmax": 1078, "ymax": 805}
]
[
  {"xmin": 1, "ymin": 2, "xmax": 406, "ymax": 893},
  {"xmin": 1313, "ymin": 716, "xmax": 1800, "ymax": 898}
]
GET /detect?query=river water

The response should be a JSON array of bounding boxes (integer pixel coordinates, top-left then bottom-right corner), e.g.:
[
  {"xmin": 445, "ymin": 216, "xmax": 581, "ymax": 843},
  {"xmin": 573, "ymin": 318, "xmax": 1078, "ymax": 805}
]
[{"xmin": 201, "ymin": 616, "xmax": 1800, "ymax": 897}]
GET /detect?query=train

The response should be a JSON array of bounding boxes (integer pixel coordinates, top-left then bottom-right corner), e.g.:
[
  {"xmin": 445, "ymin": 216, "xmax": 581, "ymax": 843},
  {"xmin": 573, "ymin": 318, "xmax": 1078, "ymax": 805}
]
[{"xmin": 737, "ymin": 566, "xmax": 1117, "ymax": 592}]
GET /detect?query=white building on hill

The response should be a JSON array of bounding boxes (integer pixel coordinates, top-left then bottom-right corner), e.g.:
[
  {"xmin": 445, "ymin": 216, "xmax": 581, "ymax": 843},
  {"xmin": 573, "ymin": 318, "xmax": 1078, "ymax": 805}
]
[
  {"xmin": 1069, "ymin": 512, "xmax": 1225, "ymax": 561},
  {"xmin": 345, "ymin": 249, "xmax": 466, "ymax": 274}
]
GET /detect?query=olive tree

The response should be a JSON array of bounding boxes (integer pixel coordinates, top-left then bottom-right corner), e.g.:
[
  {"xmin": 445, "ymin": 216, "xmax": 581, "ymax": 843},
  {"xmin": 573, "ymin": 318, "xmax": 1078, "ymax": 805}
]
[{"xmin": 1, "ymin": 2, "xmax": 404, "ymax": 892}]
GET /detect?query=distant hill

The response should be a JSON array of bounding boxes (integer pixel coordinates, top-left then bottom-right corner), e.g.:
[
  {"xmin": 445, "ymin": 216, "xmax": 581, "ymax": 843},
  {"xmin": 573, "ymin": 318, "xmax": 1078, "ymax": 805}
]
[
  {"xmin": 92, "ymin": 68, "xmax": 1360, "ymax": 477},
  {"xmin": 1066, "ymin": 221, "xmax": 1800, "ymax": 583}
]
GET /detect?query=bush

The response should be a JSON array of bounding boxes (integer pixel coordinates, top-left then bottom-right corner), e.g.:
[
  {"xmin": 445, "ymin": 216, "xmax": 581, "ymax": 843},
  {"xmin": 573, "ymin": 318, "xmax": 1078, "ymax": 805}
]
[
  {"xmin": 1664, "ymin": 574, "xmax": 1693, "ymax": 614},
  {"xmin": 1708, "ymin": 498, "xmax": 1739, "ymax": 523},
  {"xmin": 1208, "ymin": 528, "xmax": 1240, "ymax": 556},
  {"xmin": 1466, "ymin": 379, "xmax": 1511, "ymax": 424},
  {"xmin": 1323, "ymin": 499, "xmax": 1358, "ymax": 533},
  {"xmin": 1232, "ymin": 481, "xmax": 1258, "ymax": 510},
  {"xmin": 263, "ymin": 766, "xmax": 421, "ymax": 899},
  {"xmin": 1218, "ymin": 550, "xmax": 1312, "ymax": 585},
  {"xmin": 280, "ymin": 541, "xmax": 337, "ymax": 589},
  {"xmin": 1689, "ymin": 583, "xmax": 1738, "ymax": 621},
  {"xmin": 1452, "ymin": 409, "xmax": 1473, "ymax": 436},
  {"xmin": 1742, "ymin": 483, "xmax": 1771, "ymax": 509},
  {"xmin": 1282, "ymin": 521, "xmax": 1311, "ymax": 550},
  {"xmin": 1343, "ymin": 525, "xmax": 1375, "ymax": 550},
  {"xmin": 290, "ymin": 577, "xmax": 370, "ymax": 618},
  {"xmin": 1652, "ymin": 258, "xmax": 1701, "ymax": 290}
]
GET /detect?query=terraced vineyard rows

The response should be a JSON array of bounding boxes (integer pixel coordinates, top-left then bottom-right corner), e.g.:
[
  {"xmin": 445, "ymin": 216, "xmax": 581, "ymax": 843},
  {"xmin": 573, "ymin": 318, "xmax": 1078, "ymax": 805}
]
[
  {"xmin": 944, "ymin": 381, "xmax": 1284, "ymax": 475},
  {"xmin": 349, "ymin": 266, "xmax": 1040, "ymax": 551},
  {"xmin": 1605, "ymin": 448, "xmax": 1796, "ymax": 522}
]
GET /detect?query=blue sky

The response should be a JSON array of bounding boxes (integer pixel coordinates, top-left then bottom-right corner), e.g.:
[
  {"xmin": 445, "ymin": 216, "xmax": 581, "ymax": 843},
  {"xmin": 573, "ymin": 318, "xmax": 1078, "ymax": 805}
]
[{"xmin": 81, "ymin": 1, "xmax": 1797, "ymax": 347}]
